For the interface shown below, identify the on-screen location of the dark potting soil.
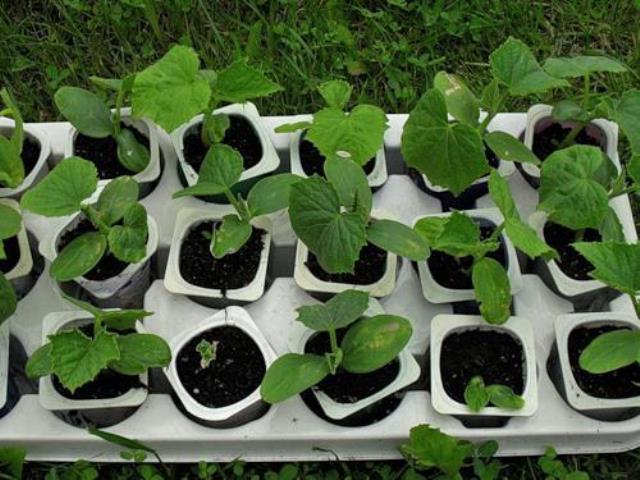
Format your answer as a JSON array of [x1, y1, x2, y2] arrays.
[[428, 224, 507, 289], [440, 329, 525, 404], [532, 122, 602, 161], [305, 329, 400, 404], [58, 218, 128, 281], [74, 124, 149, 179], [176, 326, 266, 408], [569, 325, 640, 399], [306, 243, 388, 285], [179, 221, 266, 293], [299, 136, 375, 178], [543, 222, 601, 281], [0, 235, 19, 273], [21, 136, 41, 178], [183, 115, 263, 173]]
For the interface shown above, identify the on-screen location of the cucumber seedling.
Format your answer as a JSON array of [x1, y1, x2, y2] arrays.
[[0, 88, 26, 189]]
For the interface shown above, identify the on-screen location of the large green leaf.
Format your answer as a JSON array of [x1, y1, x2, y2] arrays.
[[132, 45, 211, 133], [433, 71, 479, 127], [51, 231, 107, 281], [54, 87, 113, 138], [96, 176, 139, 226], [341, 314, 412, 374], [579, 329, 640, 374], [401, 89, 488, 196], [318, 80, 352, 109], [401, 425, 473, 477], [260, 353, 330, 404], [366, 219, 429, 261], [324, 157, 372, 220], [472, 257, 511, 325], [572, 242, 640, 296], [215, 59, 282, 103], [0, 204, 22, 240], [0, 136, 24, 189], [306, 105, 387, 167], [115, 129, 150, 173], [108, 203, 148, 263], [247, 173, 300, 217], [613, 90, 640, 156], [0, 272, 17, 325], [25, 343, 53, 379], [296, 289, 369, 332], [210, 214, 252, 258], [489, 37, 569, 95], [110, 333, 171, 375], [484, 131, 540, 165], [543, 56, 627, 78], [289, 177, 367, 273]]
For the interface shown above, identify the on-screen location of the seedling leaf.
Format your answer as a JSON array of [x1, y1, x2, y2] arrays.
[[215, 59, 282, 103], [110, 333, 171, 375], [108, 203, 148, 263], [572, 241, 640, 296], [472, 257, 511, 324], [55, 87, 113, 138], [51, 231, 107, 281], [543, 56, 628, 78], [296, 289, 369, 332], [433, 71, 479, 127], [579, 329, 640, 374], [260, 353, 330, 404], [210, 214, 252, 258], [366, 219, 429, 261]]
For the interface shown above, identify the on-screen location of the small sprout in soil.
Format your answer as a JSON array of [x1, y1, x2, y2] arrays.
[[0, 87, 26, 189], [196, 339, 219, 369], [464, 376, 524, 412]]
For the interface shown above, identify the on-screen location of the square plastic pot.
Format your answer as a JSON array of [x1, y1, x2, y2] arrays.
[[0, 199, 34, 298], [164, 306, 276, 428], [39, 212, 158, 308], [552, 312, 640, 421], [288, 298, 421, 421], [430, 314, 538, 427], [164, 207, 272, 307], [38, 311, 148, 428], [521, 104, 619, 188], [287, 114, 388, 189], [0, 122, 52, 200], [414, 207, 523, 304]]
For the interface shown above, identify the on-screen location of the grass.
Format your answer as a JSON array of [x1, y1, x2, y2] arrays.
[[2, 1, 640, 478]]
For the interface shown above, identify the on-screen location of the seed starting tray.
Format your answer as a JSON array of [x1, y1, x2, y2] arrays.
[[2, 114, 639, 462]]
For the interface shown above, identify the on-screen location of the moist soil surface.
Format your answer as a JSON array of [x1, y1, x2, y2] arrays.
[[306, 243, 388, 285], [176, 326, 266, 408], [0, 235, 20, 273], [569, 325, 640, 399], [58, 218, 129, 281], [183, 115, 262, 172], [299, 135, 375, 178], [305, 329, 400, 404], [532, 122, 602, 161], [179, 221, 266, 293], [440, 329, 525, 403], [74, 124, 149, 179], [428, 223, 507, 289], [543, 222, 601, 280]]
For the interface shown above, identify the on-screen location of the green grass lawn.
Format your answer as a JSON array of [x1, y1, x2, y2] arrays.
[[2, 1, 640, 478]]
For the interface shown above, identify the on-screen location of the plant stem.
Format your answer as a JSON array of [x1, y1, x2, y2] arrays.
[[478, 90, 509, 134], [223, 189, 249, 220], [557, 121, 586, 150], [80, 204, 110, 236]]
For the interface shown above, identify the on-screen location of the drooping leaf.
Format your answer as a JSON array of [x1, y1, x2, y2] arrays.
[[318, 80, 353, 109], [0, 204, 22, 241], [96, 176, 139, 226], [433, 71, 479, 127], [486, 384, 525, 410], [579, 329, 640, 374], [464, 376, 490, 412], [88, 426, 158, 456], [613, 89, 640, 155], [108, 203, 148, 263], [25, 343, 53, 379], [324, 156, 372, 220], [210, 214, 252, 258], [484, 131, 540, 165], [215, 59, 283, 103], [0, 136, 24, 189], [247, 173, 301, 217], [543, 56, 628, 78], [51, 231, 107, 281], [366, 219, 429, 261], [109, 333, 171, 375], [472, 257, 511, 325], [260, 353, 331, 404], [202, 113, 230, 144], [296, 289, 369, 332], [116, 129, 151, 173], [21, 157, 98, 217], [572, 241, 640, 296], [0, 272, 17, 325], [54, 86, 113, 138]]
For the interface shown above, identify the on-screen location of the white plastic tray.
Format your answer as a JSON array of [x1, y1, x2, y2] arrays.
[[3, 114, 639, 462]]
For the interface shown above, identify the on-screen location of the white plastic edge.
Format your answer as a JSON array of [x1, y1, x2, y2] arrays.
[[0, 322, 9, 411]]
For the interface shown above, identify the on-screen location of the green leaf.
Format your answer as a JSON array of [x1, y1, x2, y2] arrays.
[[51, 231, 107, 281], [341, 314, 412, 374], [486, 384, 525, 410], [26, 343, 53, 379], [324, 156, 372, 220], [296, 289, 369, 331], [479, 79, 501, 113], [0, 447, 25, 480], [0, 272, 17, 325], [505, 218, 557, 260], [202, 113, 230, 144], [306, 105, 387, 166], [88, 426, 159, 457], [0, 136, 24, 189], [49, 329, 120, 393], [0, 204, 22, 240], [415, 212, 496, 258], [215, 59, 283, 103], [472, 257, 511, 325], [247, 173, 301, 217], [172, 143, 243, 198], [433, 71, 479, 127], [572, 241, 640, 296], [132, 45, 211, 133], [318, 80, 352, 109], [116, 129, 150, 173], [210, 214, 252, 258], [539, 145, 616, 230], [110, 333, 171, 375], [61, 292, 152, 330], [551, 100, 592, 123], [21, 157, 98, 217], [274, 121, 313, 134], [488, 169, 518, 219], [401, 89, 488, 196], [628, 155, 640, 185], [613, 90, 640, 155], [366, 219, 429, 261], [484, 131, 540, 165], [489, 37, 569, 95], [55, 86, 113, 138], [260, 353, 330, 404], [0, 88, 23, 156], [96, 176, 139, 226], [599, 207, 625, 242], [543, 56, 628, 78], [89, 76, 123, 91], [108, 203, 148, 263], [289, 177, 367, 273], [464, 376, 490, 412], [579, 329, 640, 374]]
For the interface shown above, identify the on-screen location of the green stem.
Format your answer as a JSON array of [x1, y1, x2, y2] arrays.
[[328, 327, 339, 357], [558, 121, 586, 150], [223, 189, 248, 220], [486, 221, 505, 244], [478, 90, 509, 134]]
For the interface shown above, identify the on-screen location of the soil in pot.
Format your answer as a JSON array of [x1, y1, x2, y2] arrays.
[[184, 115, 262, 173], [58, 218, 128, 281], [306, 243, 388, 285], [176, 326, 266, 407], [179, 221, 266, 293], [0, 235, 19, 273], [440, 329, 525, 404], [299, 135, 375, 178], [74, 124, 149, 179], [543, 222, 601, 281], [568, 325, 640, 399], [0, 129, 41, 181], [532, 122, 603, 161]]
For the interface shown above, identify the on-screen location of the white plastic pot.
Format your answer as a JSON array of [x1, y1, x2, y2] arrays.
[[164, 207, 272, 307], [0, 322, 9, 413], [38, 311, 148, 428], [164, 306, 276, 428], [287, 114, 388, 189], [414, 207, 523, 304], [171, 102, 280, 190], [430, 314, 538, 425], [0, 199, 33, 298], [552, 312, 640, 421], [289, 298, 420, 420], [0, 120, 52, 199]]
